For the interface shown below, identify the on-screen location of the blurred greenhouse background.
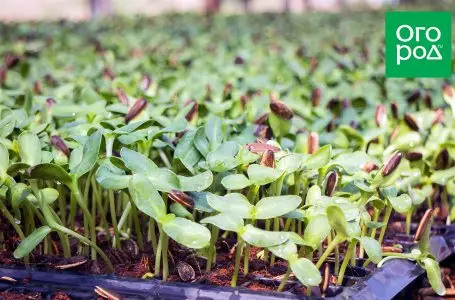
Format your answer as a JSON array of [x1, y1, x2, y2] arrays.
[[0, 0, 451, 21]]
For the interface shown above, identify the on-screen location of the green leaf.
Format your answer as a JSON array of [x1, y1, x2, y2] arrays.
[[8, 183, 32, 209], [254, 195, 302, 219], [170, 203, 193, 219], [302, 215, 331, 250], [268, 240, 298, 261], [40, 188, 59, 205], [96, 163, 131, 190], [430, 167, 455, 185], [147, 168, 180, 192], [186, 192, 214, 213], [269, 111, 291, 137], [221, 174, 251, 190], [235, 147, 260, 166], [162, 216, 211, 249], [388, 194, 412, 214], [240, 224, 288, 247], [194, 127, 210, 157], [332, 151, 372, 174], [200, 213, 244, 232], [389, 132, 422, 152], [205, 116, 224, 151], [28, 163, 72, 187], [326, 205, 348, 238], [346, 221, 361, 237], [207, 193, 252, 218], [114, 120, 154, 134], [73, 131, 102, 178], [128, 174, 166, 220], [206, 141, 240, 172], [68, 146, 83, 173], [422, 258, 446, 296], [174, 130, 202, 172], [306, 185, 322, 205], [13, 226, 52, 259], [302, 145, 331, 170], [290, 257, 322, 287], [17, 131, 41, 166], [120, 147, 158, 174], [178, 171, 213, 192], [247, 164, 284, 186], [0, 142, 9, 173], [358, 237, 382, 263], [277, 153, 304, 174]]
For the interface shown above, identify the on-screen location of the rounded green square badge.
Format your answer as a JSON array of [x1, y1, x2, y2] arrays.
[[386, 11, 452, 78]]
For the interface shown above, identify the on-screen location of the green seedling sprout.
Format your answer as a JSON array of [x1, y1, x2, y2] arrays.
[[378, 209, 445, 296]]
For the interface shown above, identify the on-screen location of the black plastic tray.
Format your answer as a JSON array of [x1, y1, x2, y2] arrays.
[[334, 235, 452, 300], [0, 235, 452, 300]]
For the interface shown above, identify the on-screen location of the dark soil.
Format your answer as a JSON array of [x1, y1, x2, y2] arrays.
[[0, 291, 42, 300], [0, 209, 447, 297]]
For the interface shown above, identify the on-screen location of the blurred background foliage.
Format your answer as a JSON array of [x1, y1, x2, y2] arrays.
[[0, 0, 453, 21]]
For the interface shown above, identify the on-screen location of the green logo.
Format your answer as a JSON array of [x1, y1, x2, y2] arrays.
[[386, 11, 452, 78]]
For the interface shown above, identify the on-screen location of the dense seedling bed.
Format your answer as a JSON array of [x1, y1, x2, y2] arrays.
[[0, 12, 454, 298]]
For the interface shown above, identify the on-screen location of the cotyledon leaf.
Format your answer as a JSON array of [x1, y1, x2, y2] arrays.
[[14, 226, 52, 259], [200, 213, 244, 232], [162, 216, 211, 249], [207, 193, 252, 218], [240, 224, 289, 247], [128, 174, 166, 220], [253, 195, 302, 219]]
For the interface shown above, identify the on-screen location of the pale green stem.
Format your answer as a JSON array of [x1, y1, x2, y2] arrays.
[[231, 238, 244, 287], [316, 235, 343, 269], [378, 204, 393, 245], [338, 241, 357, 285], [277, 265, 291, 292]]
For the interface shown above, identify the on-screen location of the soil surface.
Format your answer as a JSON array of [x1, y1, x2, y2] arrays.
[[0, 209, 446, 298]]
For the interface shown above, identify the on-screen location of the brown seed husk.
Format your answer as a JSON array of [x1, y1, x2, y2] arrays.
[[176, 261, 196, 282], [325, 171, 338, 196], [423, 93, 432, 108], [403, 113, 419, 131], [381, 246, 403, 253], [320, 263, 330, 295], [375, 104, 386, 127], [44, 74, 58, 86], [168, 190, 194, 209], [432, 108, 445, 125], [0, 276, 17, 282], [55, 258, 88, 270], [46, 97, 57, 108], [254, 125, 272, 140], [246, 143, 280, 154], [94, 286, 122, 300], [50, 135, 70, 157], [103, 67, 115, 80], [33, 80, 42, 95], [260, 150, 275, 168], [116, 88, 129, 106], [140, 75, 152, 91], [311, 88, 321, 107], [362, 162, 378, 173], [125, 98, 147, 124], [390, 102, 399, 119], [382, 152, 402, 176], [406, 151, 423, 161], [414, 209, 433, 243], [184, 100, 199, 122], [270, 99, 293, 120], [253, 113, 269, 125], [407, 90, 421, 104], [307, 132, 319, 154]]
